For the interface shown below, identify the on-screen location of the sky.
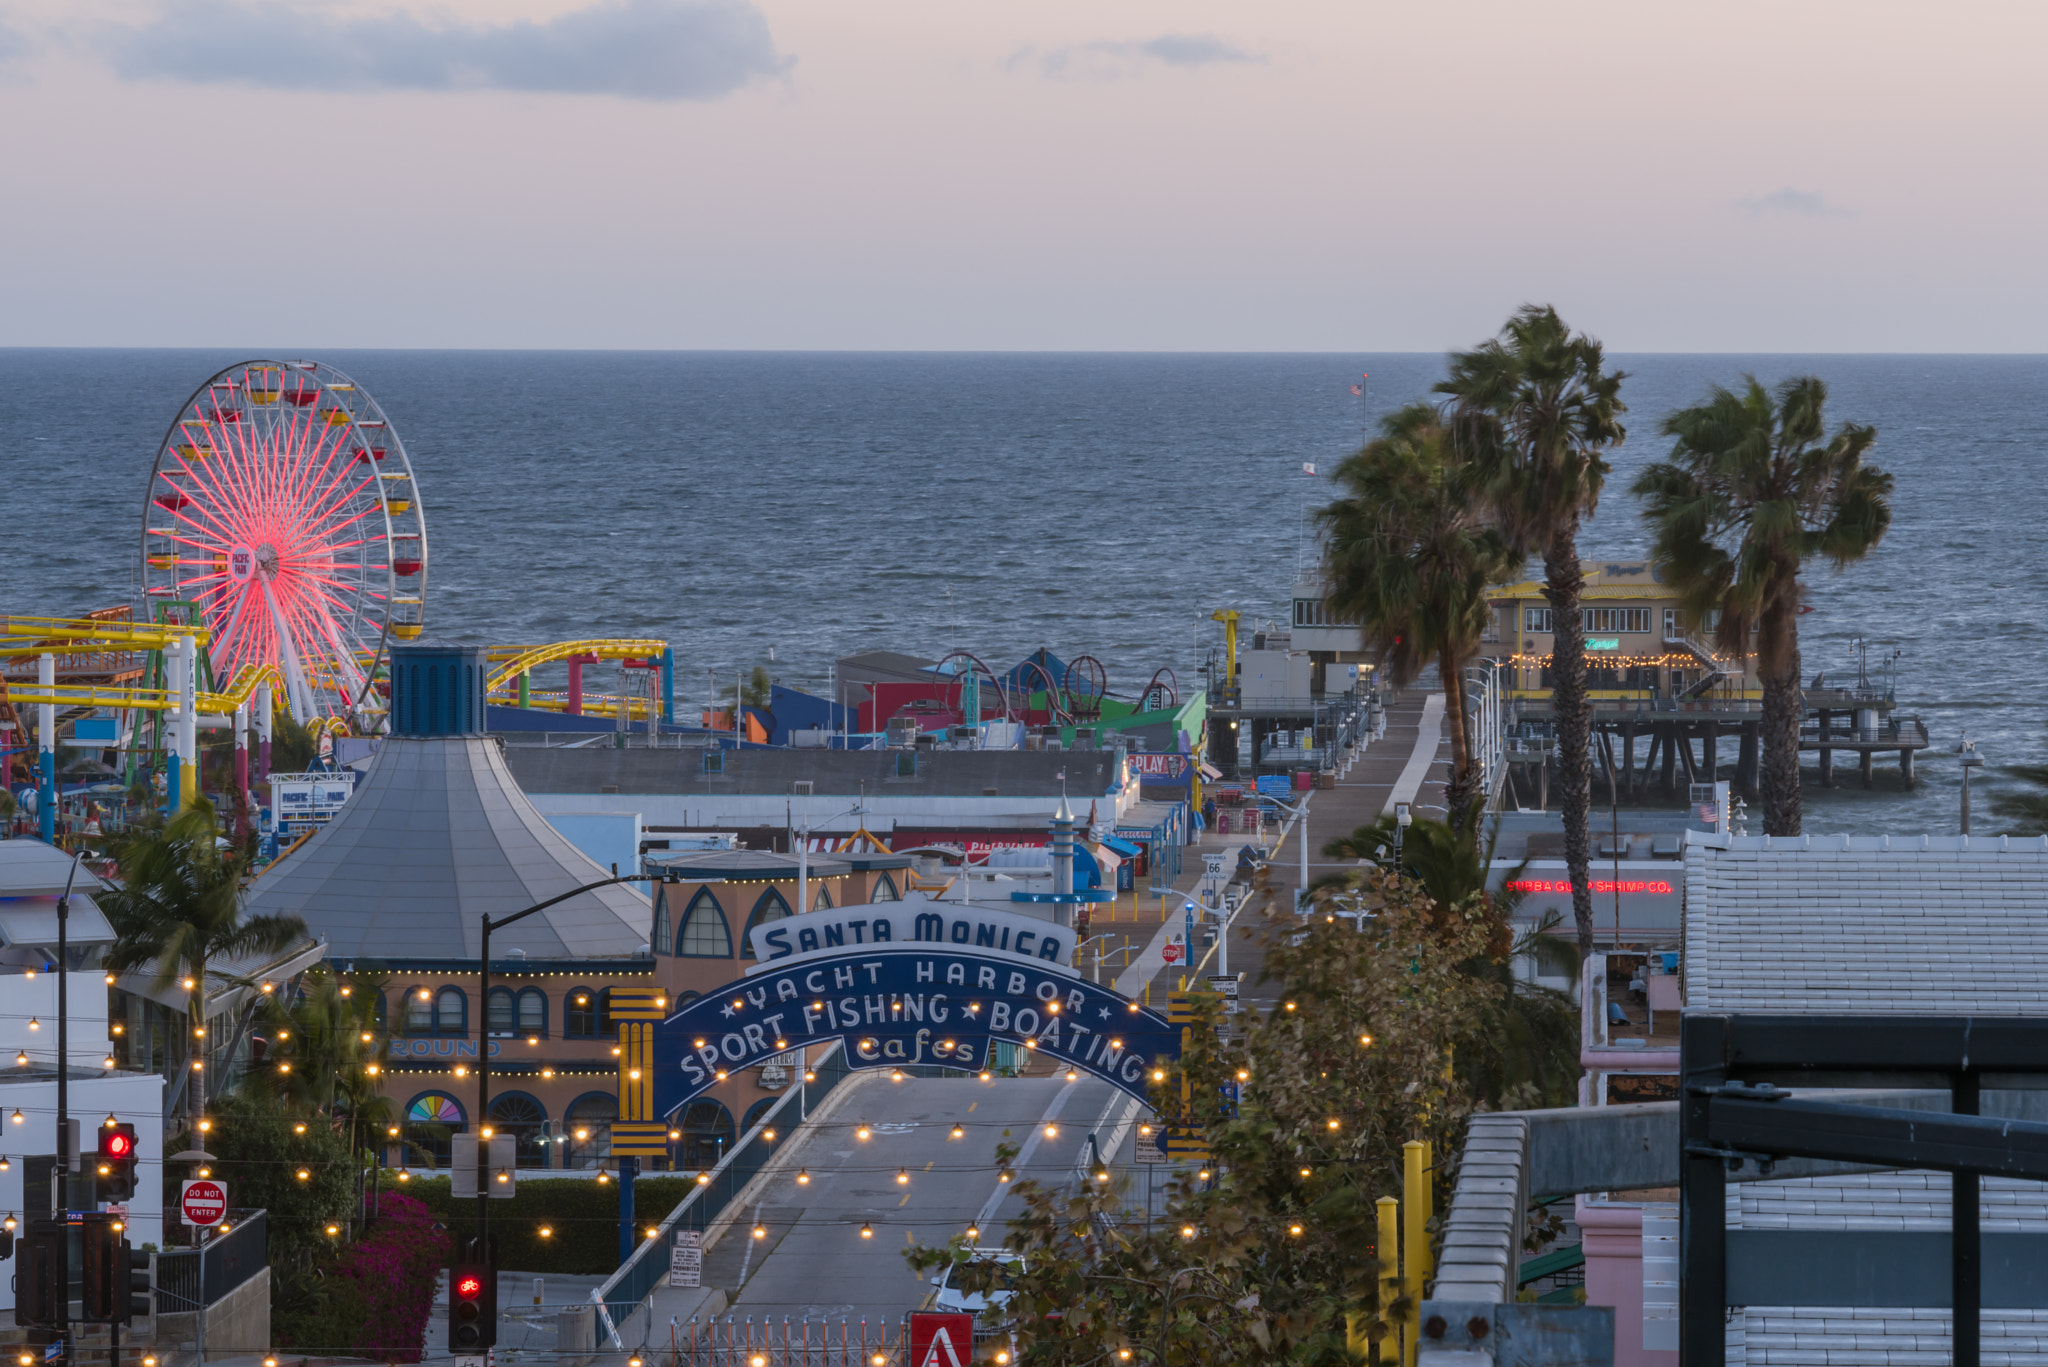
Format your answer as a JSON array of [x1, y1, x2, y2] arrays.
[[4, 0, 2047, 351]]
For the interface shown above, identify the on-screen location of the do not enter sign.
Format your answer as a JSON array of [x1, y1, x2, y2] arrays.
[[180, 1178, 227, 1226]]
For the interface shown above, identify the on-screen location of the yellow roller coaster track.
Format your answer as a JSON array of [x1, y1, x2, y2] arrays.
[[484, 639, 668, 693], [0, 617, 213, 650], [9, 663, 290, 717]]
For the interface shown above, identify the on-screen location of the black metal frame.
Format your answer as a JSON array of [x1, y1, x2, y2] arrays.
[[1681, 1014, 2048, 1367]]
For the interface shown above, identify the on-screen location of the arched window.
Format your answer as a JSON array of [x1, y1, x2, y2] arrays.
[[369, 990, 388, 1028], [565, 988, 598, 1038], [741, 890, 793, 959], [435, 987, 467, 1036], [678, 1100, 735, 1172], [517, 988, 547, 1036], [812, 885, 833, 911], [486, 988, 517, 1037], [596, 987, 615, 1037], [565, 1092, 617, 1170], [488, 1093, 549, 1168], [652, 897, 672, 955], [676, 889, 732, 958], [871, 873, 900, 902], [405, 1092, 466, 1169], [406, 987, 433, 1034], [741, 1098, 779, 1136]]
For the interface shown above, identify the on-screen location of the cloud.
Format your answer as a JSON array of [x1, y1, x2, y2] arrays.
[[1008, 33, 1260, 80], [1734, 187, 1852, 218], [96, 0, 791, 101]]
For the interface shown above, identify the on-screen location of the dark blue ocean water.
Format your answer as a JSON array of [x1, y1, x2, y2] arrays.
[[3, 349, 2042, 836]]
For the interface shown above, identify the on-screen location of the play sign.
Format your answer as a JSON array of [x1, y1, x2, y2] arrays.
[[180, 1178, 227, 1226]]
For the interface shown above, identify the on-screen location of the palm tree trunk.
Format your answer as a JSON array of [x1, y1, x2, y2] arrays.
[[1440, 649, 1474, 830], [1759, 593, 1803, 836], [1544, 525, 1596, 955]]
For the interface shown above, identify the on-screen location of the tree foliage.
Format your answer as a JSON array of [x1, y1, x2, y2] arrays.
[[1632, 375, 1891, 836], [99, 799, 306, 1128], [1319, 403, 1517, 827], [910, 870, 1510, 1367]]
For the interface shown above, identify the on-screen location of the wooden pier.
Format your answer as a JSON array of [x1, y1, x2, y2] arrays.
[[1506, 688, 1931, 802]]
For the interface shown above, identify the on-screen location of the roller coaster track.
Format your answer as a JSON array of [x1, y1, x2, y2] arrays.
[[7, 662, 290, 717], [0, 616, 212, 650], [484, 639, 668, 694]]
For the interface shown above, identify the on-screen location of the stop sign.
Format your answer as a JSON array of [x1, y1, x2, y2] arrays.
[[180, 1178, 228, 1226], [1161, 941, 1183, 964]]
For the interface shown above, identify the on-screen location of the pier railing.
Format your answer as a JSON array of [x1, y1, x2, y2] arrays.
[[593, 1041, 853, 1347]]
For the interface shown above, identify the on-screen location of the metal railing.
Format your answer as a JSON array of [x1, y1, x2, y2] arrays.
[[594, 1042, 854, 1345], [1465, 663, 1508, 807], [155, 1209, 267, 1313]]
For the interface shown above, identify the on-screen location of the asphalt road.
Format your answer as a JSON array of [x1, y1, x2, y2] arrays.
[[717, 1073, 1138, 1323]]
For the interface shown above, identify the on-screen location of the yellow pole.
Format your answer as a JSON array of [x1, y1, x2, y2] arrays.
[[1402, 1141, 1432, 1367], [1376, 1195, 1401, 1366]]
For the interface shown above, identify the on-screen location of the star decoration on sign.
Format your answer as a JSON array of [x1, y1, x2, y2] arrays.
[[1099, 1007, 1112, 1020], [720, 1004, 736, 1019]]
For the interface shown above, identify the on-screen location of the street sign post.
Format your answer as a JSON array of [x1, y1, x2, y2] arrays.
[[1207, 975, 1240, 1014], [178, 1179, 226, 1227]]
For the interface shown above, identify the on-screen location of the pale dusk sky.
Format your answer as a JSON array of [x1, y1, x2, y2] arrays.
[[3, 0, 2045, 351]]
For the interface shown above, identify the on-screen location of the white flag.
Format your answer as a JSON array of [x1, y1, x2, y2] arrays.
[[1301, 462, 1317, 476]]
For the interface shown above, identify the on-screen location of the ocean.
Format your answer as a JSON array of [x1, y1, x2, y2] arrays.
[[3, 349, 2043, 837]]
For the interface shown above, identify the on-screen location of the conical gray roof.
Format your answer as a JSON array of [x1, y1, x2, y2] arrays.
[[246, 737, 652, 960]]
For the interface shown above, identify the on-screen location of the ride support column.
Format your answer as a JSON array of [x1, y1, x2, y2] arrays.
[[233, 704, 249, 837], [255, 683, 273, 783], [36, 652, 55, 843], [177, 635, 199, 805]]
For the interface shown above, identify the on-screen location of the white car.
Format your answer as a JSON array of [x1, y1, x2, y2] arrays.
[[930, 1250, 1025, 1315]]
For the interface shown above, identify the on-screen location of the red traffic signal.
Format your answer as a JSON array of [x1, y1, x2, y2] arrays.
[[97, 1123, 139, 1203], [454, 1274, 483, 1301], [447, 1261, 495, 1351]]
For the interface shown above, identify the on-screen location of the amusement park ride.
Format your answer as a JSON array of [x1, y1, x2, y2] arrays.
[[0, 360, 677, 842]]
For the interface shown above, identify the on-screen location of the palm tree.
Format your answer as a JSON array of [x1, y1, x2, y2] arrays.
[[1632, 376, 1891, 836], [1436, 306, 1627, 955], [1319, 402, 1518, 828], [99, 799, 307, 1133]]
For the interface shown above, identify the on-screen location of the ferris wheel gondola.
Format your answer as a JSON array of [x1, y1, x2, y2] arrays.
[[138, 360, 427, 725]]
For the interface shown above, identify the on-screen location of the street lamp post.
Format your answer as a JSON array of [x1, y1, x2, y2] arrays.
[[1959, 737, 1985, 836], [475, 871, 679, 1264]]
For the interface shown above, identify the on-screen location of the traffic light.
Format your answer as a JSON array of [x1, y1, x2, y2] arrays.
[[96, 1122, 138, 1203], [447, 1259, 496, 1352], [14, 1220, 62, 1327], [82, 1215, 122, 1323], [123, 1240, 153, 1323]]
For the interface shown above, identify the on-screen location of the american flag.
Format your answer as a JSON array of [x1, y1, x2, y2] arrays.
[[1349, 384, 1362, 396]]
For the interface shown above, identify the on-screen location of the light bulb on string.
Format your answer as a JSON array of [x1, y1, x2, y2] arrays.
[[895, 1168, 909, 1185], [858, 1222, 873, 1239], [796, 1169, 810, 1185]]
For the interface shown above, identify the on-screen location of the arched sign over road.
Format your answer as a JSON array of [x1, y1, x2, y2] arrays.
[[645, 946, 1182, 1123]]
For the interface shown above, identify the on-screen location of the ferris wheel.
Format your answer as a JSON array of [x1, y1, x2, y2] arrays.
[[139, 360, 427, 724]]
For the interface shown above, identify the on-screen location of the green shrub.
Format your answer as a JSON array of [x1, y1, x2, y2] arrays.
[[399, 1175, 698, 1274]]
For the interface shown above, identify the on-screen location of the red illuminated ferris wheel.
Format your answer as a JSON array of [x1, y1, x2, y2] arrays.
[[139, 360, 428, 724]]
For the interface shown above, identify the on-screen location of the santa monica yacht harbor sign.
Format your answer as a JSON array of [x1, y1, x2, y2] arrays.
[[646, 907, 1180, 1120]]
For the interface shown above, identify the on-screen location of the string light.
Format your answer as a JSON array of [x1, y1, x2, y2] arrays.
[[1327, 1119, 1341, 1131], [858, 1222, 873, 1239], [1289, 1224, 1303, 1237], [26, 1019, 36, 1031], [1299, 1166, 1312, 1178], [696, 1172, 710, 1186], [1065, 1069, 1078, 1082], [102, 1055, 115, 1069], [297, 1169, 311, 1181], [1043, 1124, 1058, 1138], [752, 1224, 767, 1240], [965, 1225, 979, 1240], [645, 1227, 660, 1240], [949, 1124, 964, 1140], [1360, 1034, 1373, 1046], [1284, 1002, 1296, 1012], [539, 1226, 554, 1239], [1180, 1225, 1196, 1239], [9, 1111, 21, 1126], [895, 1168, 909, 1185], [13, 1053, 24, 1068], [763, 1129, 776, 1141], [796, 1169, 811, 1185], [856, 1124, 871, 1140]]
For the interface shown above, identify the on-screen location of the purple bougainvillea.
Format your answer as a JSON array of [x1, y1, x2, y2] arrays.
[[336, 1193, 453, 1362]]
